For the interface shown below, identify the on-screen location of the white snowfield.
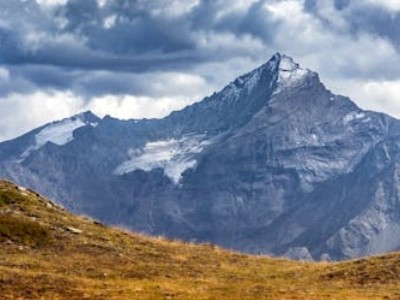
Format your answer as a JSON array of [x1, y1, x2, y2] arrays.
[[36, 118, 86, 147], [19, 115, 96, 160], [114, 135, 211, 184], [343, 112, 366, 125], [276, 55, 310, 90]]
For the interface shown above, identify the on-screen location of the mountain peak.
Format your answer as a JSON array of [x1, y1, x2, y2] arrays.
[[269, 53, 313, 90], [278, 54, 300, 72], [10, 111, 102, 162], [257, 53, 312, 85], [73, 111, 100, 123]]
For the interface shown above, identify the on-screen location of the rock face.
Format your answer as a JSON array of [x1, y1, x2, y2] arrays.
[[2, 53, 400, 260]]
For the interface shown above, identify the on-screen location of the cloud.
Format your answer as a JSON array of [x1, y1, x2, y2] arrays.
[[0, 89, 203, 142], [0, 91, 84, 141], [86, 94, 197, 120], [0, 67, 10, 81], [36, 0, 68, 6], [364, 0, 400, 12], [326, 78, 400, 118], [304, 0, 400, 49], [359, 80, 400, 117]]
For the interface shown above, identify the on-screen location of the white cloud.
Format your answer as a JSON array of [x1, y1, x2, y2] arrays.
[[0, 91, 84, 142], [311, 0, 349, 30], [299, 34, 399, 81], [214, 0, 259, 19], [86, 94, 198, 120], [103, 15, 117, 29], [0, 68, 213, 142], [265, 0, 335, 53], [143, 0, 200, 17], [364, 0, 400, 12], [0, 89, 204, 142], [97, 0, 108, 7], [35, 0, 68, 6], [329, 79, 400, 118], [142, 72, 210, 98], [0, 67, 10, 81], [196, 31, 265, 56], [360, 80, 400, 117]]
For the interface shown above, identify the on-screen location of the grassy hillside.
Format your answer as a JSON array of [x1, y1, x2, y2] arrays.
[[0, 179, 399, 299]]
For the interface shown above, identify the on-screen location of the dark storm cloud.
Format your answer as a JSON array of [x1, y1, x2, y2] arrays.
[[219, 1, 279, 41], [304, 0, 400, 49], [0, 27, 23, 64], [61, 0, 196, 55], [348, 6, 400, 49], [54, 0, 276, 66], [1, 0, 270, 69], [0, 0, 280, 96]]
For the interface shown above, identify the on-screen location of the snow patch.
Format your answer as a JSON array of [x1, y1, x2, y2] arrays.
[[362, 117, 371, 123], [114, 135, 211, 184], [343, 112, 366, 125], [311, 134, 318, 142], [35, 118, 86, 147], [280, 56, 298, 72], [275, 55, 310, 93], [242, 68, 263, 93], [223, 68, 263, 103], [19, 116, 95, 160]]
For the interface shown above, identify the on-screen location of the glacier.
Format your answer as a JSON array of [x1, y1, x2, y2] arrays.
[[114, 134, 211, 184], [18, 114, 97, 161]]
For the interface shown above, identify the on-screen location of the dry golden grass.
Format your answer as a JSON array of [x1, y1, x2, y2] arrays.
[[0, 179, 399, 299]]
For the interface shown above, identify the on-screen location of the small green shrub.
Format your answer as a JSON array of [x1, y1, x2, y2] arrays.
[[0, 192, 13, 206], [0, 189, 26, 207]]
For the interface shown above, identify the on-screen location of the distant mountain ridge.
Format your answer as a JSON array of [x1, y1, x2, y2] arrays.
[[2, 53, 400, 261]]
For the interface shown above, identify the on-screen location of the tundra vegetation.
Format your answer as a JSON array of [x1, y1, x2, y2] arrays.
[[0, 180, 399, 299]]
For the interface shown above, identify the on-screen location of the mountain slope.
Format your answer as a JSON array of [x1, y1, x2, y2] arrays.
[[1, 179, 400, 299], [2, 53, 400, 260]]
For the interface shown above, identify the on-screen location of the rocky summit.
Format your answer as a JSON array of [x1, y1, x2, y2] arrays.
[[1, 53, 400, 261]]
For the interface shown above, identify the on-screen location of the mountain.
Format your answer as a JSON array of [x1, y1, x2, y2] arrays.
[[2, 53, 400, 261], [1, 179, 400, 299]]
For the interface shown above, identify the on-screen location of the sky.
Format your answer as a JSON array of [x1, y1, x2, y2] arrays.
[[0, 0, 400, 141]]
